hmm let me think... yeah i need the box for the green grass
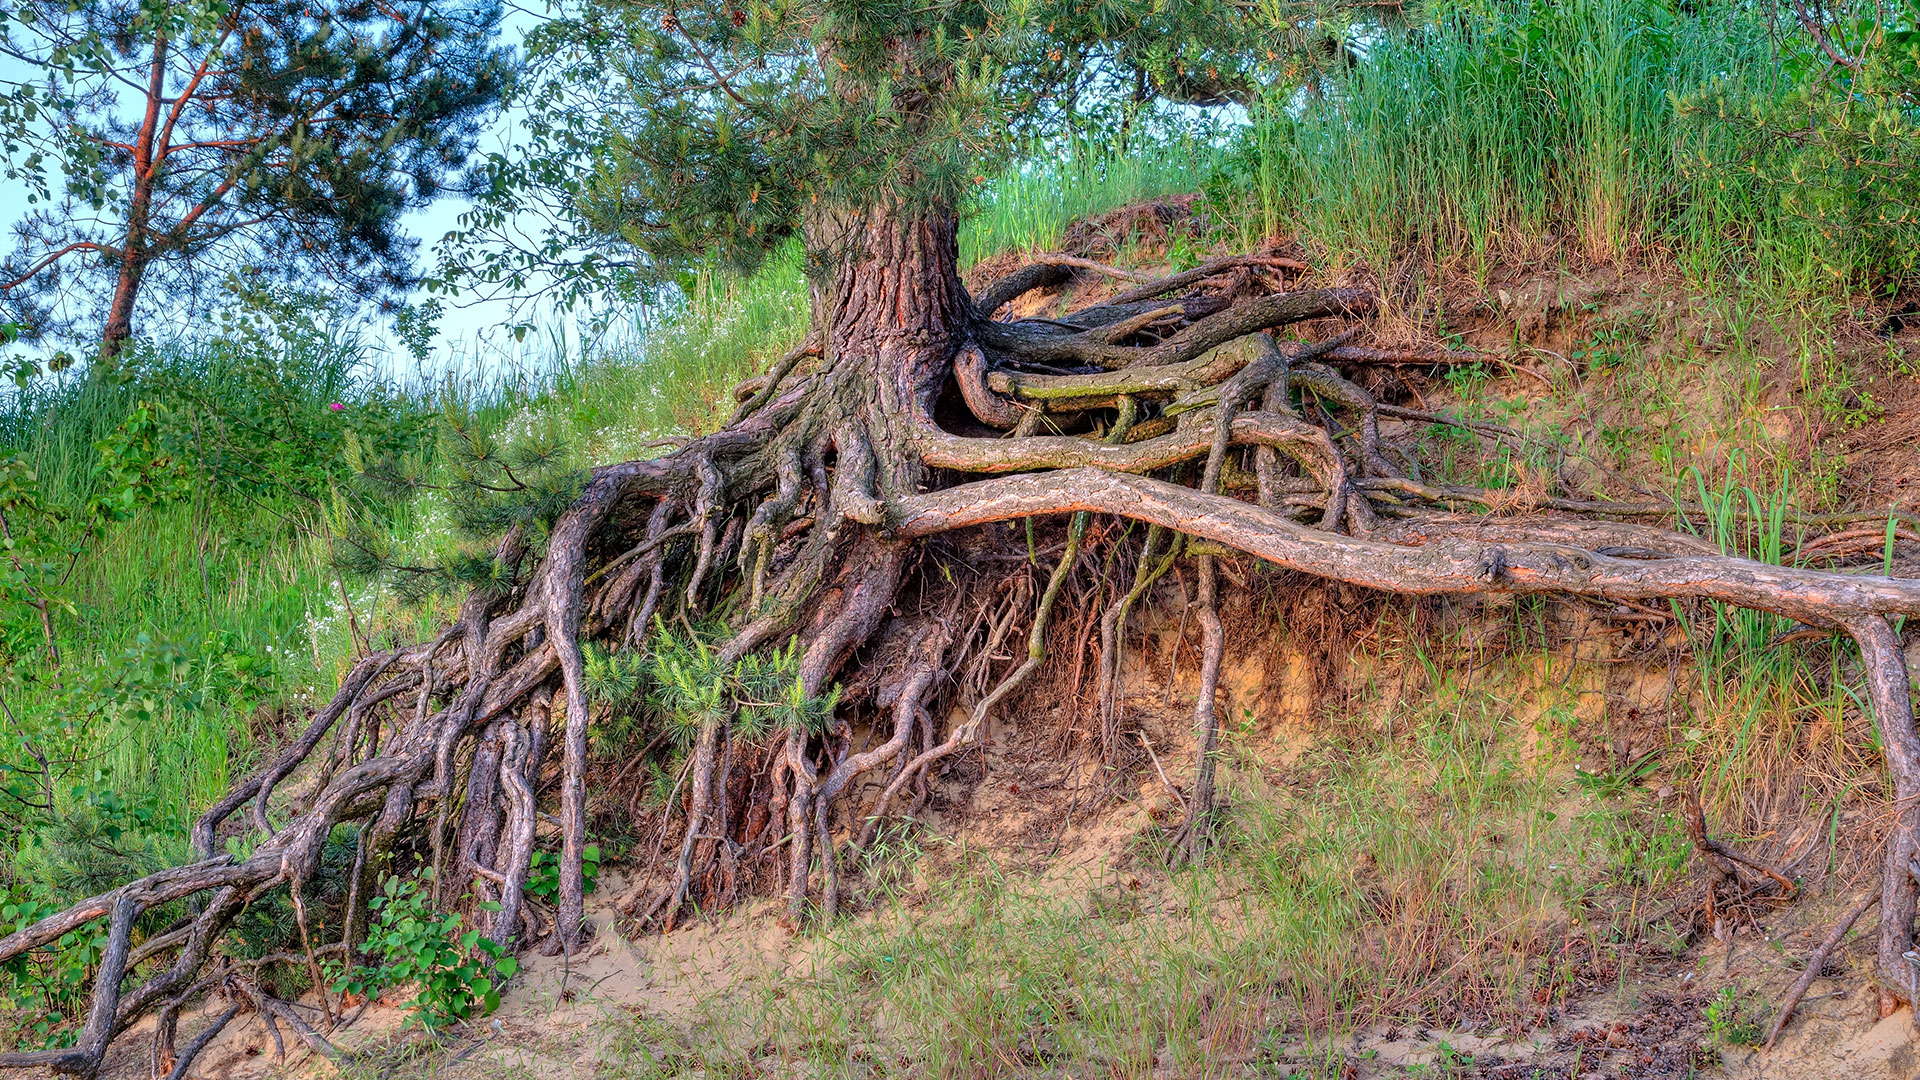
[960,134,1227,265]
[0,339,384,841]
[1212,0,1919,298]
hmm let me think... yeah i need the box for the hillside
[1,0,1919,1077]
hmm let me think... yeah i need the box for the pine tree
[11,7,1920,1070]
[0,0,513,361]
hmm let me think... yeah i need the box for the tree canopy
[0,0,515,359]
[434,0,1357,313]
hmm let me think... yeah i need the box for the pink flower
[329,402,345,411]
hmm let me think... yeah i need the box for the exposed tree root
[4,218,1919,1076]
[1095,524,1178,762]
[160,1000,241,1080]
[1765,891,1881,1048]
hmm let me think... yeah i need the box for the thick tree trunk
[809,200,970,457]
[761,201,968,923]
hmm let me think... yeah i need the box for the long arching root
[3,243,1920,1077]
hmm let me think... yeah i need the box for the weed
[1574,750,1663,798]
[525,844,601,905]
[1703,985,1764,1047]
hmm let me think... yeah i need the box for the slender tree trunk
[99,32,169,364]
[99,257,148,365]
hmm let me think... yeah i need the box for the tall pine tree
[0,0,513,360]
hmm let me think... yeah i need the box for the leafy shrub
[583,626,839,754]
[0,898,104,1050]
[526,843,600,905]
[1686,2,1920,288]
[136,286,436,512]
[0,403,189,667]
[333,875,515,1030]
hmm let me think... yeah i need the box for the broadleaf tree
[0,0,515,363]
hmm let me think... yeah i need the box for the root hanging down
[5,226,1920,1076]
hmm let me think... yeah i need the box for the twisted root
[4,246,1919,1077]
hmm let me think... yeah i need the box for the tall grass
[960,135,1227,265]
[1221,0,1914,294]
[0,339,392,845]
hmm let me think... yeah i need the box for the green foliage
[332,875,514,1030]
[585,627,839,754]
[0,633,275,840]
[0,789,196,1048]
[1208,0,1920,296]
[332,376,587,602]
[435,406,587,548]
[137,286,438,511]
[526,843,600,904]
[225,828,360,998]
[1685,0,1920,287]
[436,0,1363,309]
[13,787,187,907]
[0,0,514,347]
[0,402,189,665]
[1214,0,1716,273]
[1704,985,1765,1046]
[0,294,448,901]
[0,900,104,1051]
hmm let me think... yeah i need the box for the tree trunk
[100,33,169,365]
[809,200,971,459]
[98,256,146,365]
